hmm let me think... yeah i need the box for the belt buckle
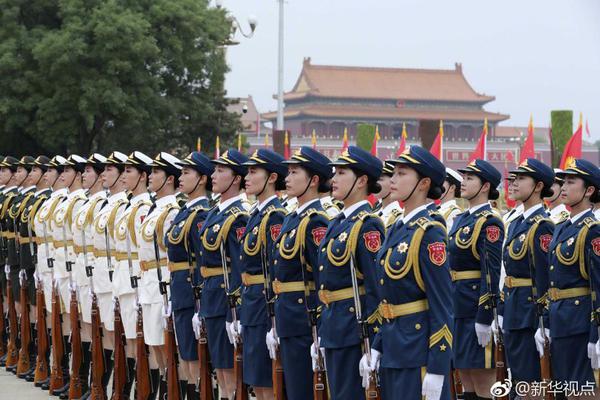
[505,276,513,288]
[379,302,392,320]
[318,290,330,306]
[273,280,281,294]
[450,270,457,281]
[548,288,558,301]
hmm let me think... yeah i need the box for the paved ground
[0,368,51,399]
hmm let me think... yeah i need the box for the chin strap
[341,176,359,202]
[465,182,485,202]
[401,179,422,203]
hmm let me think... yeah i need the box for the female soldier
[229,149,287,400]
[544,159,600,398]
[374,160,403,228]
[448,159,504,400]
[197,149,249,399]
[266,146,332,400]
[314,146,385,400]
[171,151,215,399]
[361,145,454,400]
[498,159,554,389]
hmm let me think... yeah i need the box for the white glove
[359,349,381,389]
[422,373,445,400]
[596,340,600,367]
[227,320,241,346]
[4,264,10,278]
[491,316,503,343]
[310,337,326,372]
[192,313,203,340]
[161,301,172,330]
[19,269,26,286]
[69,281,77,292]
[33,269,40,283]
[266,328,279,360]
[475,323,492,348]
[588,342,599,369]
[88,287,95,305]
[534,328,551,357]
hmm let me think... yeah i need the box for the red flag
[396,123,408,156]
[520,115,535,162]
[586,120,591,138]
[371,125,380,156]
[341,128,349,151]
[284,131,290,159]
[312,129,317,150]
[560,113,583,170]
[470,118,488,162]
[430,120,444,161]
[504,150,516,209]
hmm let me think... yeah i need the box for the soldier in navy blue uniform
[362,145,453,400]
[541,159,600,395]
[225,149,287,399]
[448,159,504,400]
[266,147,332,400]
[165,151,214,399]
[197,149,249,399]
[314,146,385,400]
[495,158,554,385]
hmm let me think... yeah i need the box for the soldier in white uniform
[71,153,107,397]
[545,169,569,224]
[439,167,463,232]
[138,152,181,398]
[374,160,403,228]
[113,151,153,396]
[91,151,129,390]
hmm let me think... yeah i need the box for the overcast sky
[221,0,600,141]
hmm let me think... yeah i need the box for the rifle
[34,218,50,384]
[127,229,150,400]
[297,224,326,400]
[61,221,83,400]
[220,242,247,400]
[16,215,34,376]
[483,239,508,400]
[49,224,66,393]
[84,222,105,400]
[527,230,553,400]
[5,217,19,369]
[153,231,181,400]
[0,219,6,359]
[349,254,380,400]
[109,222,127,400]
[260,237,285,400]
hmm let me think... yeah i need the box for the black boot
[101,349,114,396]
[19,323,38,379]
[80,342,91,394]
[122,357,136,399]
[187,383,199,400]
[148,369,160,400]
[158,374,167,400]
[179,380,188,400]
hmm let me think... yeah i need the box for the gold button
[415,323,421,330]
[449,236,453,240]
[396,261,400,266]
[220,283,225,288]
[276,244,280,248]
[575,300,580,305]
[199,251,203,256]
[380,260,384,265]
[298,298,304,304]
[349,307,355,313]
[239,255,242,260]
[550,281,554,286]
[321,248,325,252]
[382,299,387,303]
[274,260,278,265]
[550,265,554,270]
[320,284,324,289]
[527,297,532,301]
[472,285,477,290]
[380,279,384,285]
[319,265,324,271]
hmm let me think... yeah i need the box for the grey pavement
[0,368,51,399]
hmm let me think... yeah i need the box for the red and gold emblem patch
[427,242,447,266]
[270,224,282,241]
[592,237,600,257]
[539,234,552,253]
[363,231,381,253]
[311,227,327,246]
[196,222,204,232]
[486,226,500,243]
[235,227,246,241]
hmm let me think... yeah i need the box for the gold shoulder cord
[37,195,61,224]
[244,208,286,256]
[201,210,248,252]
[454,214,489,260]
[556,219,599,280]
[107,200,127,239]
[65,195,87,228]
[125,201,152,247]
[0,192,17,219]
[167,207,198,251]
[24,194,48,227]
[78,197,104,230]
[8,192,34,219]
[279,210,328,261]
[153,204,180,251]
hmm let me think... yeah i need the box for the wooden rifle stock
[165,314,182,400]
[69,287,83,399]
[5,276,19,368]
[234,340,247,400]
[197,321,213,400]
[16,272,31,375]
[0,289,5,358]
[34,282,49,383]
[49,283,65,392]
[272,346,285,400]
[494,340,508,399]
[449,369,463,400]
[540,340,553,400]
[112,298,127,400]
[135,304,151,400]
[89,293,105,400]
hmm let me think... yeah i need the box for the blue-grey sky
[221,0,600,141]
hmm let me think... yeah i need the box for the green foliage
[550,110,573,167]
[356,124,375,151]
[0,0,241,157]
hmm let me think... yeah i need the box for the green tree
[550,110,573,167]
[0,0,240,157]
